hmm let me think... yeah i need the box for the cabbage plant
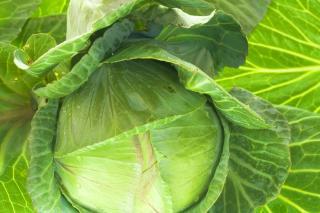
[1,0,320,213]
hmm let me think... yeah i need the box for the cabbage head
[55,61,224,212]
[24,1,291,213]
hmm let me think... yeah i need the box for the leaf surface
[23,0,145,78]
[211,88,291,212]
[34,19,134,99]
[0,44,35,212]
[27,99,75,212]
[208,0,271,34]
[257,107,320,213]
[217,0,320,113]
[0,0,41,42]
[107,41,268,129]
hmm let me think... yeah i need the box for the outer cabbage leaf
[0,44,35,212]
[0,34,61,212]
[0,0,41,42]
[216,0,320,113]
[156,11,248,75]
[210,88,290,212]
[34,19,134,99]
[257,107,320,213]
[27,99,76,212]
[207,0,271,34]
[21,0,145,78]
[106,41,268,129]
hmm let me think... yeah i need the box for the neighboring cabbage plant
[1,0,318,213]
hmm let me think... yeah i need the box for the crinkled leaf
[156,11,248,75]
[107,38,268,129]
[257,107,320,213]
[211,88,291,213]
[217,0,320,113]
[34,19,134,99]
[0,0,41,42]
[23,0,144,78]
[27,99,75,212]
[207,0,271,34]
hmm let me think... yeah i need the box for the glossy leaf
[257,107,320,213]
[211,88,291,212]
[216,0,320,113]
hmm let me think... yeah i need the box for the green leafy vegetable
[0,0,319,213]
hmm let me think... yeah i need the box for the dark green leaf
[211,88,291,212]
[27,99,75,212]
[208,0,271,34]
[257,106,320,213]
[157,11,247,75]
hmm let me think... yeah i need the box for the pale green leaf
[211,88,291,212]
[186,117,230,213]
[257,107,320,213]
[216,0,320,113]
[54,61,226,212]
